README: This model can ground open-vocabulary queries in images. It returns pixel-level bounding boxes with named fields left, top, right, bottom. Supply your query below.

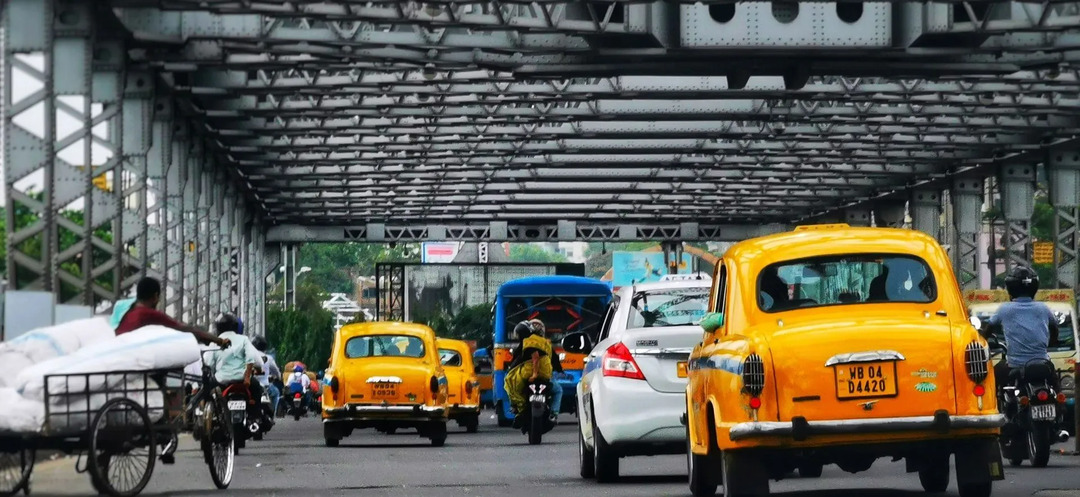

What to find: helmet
left=251, top=336, right=268, bottom=352
left=512, top=321, right=533, bottom=340
left=1004, top=265, right=1039, bottom=299
left=528, top=319, right=545, bottom=335
left=294, top=365, right=304, bottom=373
left=214, top=313, right=241, bottom=334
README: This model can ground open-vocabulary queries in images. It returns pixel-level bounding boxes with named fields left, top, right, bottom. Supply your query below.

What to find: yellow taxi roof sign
left=794, top=223, right=851, bottom=231
left=1035, top=289, right=1076, bottom=306
left=964, top=288, right=1076, bottom=306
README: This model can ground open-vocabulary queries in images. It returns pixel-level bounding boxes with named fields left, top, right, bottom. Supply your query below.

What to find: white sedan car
left=561, top=280, right=710, bottom=482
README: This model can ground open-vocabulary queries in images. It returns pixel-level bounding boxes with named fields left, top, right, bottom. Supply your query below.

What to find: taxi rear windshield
left=345, top=335, right=426, bottom=359
left=758, top=254, right=936, bottom=313
left=439, top=349, right=463, bottom=367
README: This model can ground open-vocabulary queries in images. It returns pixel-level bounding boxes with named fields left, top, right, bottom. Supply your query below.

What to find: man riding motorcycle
left=207, top=313, right=266, bottom=405
left=287, top=364, right=313, bottom=408
left=504, top=319, right=563, bottom=426
left=987, top=266, right=1060, bottom=389
left=252, top=336, right=281, bottom=414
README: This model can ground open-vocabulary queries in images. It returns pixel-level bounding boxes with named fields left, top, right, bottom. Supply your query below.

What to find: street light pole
left=293, top=266, right=312, bottom=308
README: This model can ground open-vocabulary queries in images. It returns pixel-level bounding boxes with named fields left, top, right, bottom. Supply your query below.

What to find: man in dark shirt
left=115, top=277, right=229, bottom=348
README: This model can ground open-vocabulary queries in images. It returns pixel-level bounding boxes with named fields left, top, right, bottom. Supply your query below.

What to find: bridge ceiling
left=96, top=1, right=1080, bottom=234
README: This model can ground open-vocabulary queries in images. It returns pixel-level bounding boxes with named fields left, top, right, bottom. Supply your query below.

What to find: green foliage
left=265, top=280, right=337, bottom=370
left=412, top=303, right=494, bottom=349
left=297, top=242, right=421, bottom=294
left=508, top=244, right=568, bottom=263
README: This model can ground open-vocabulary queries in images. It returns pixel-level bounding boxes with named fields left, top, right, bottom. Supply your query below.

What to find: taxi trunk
left=768, top=311, right=958, bottom=422
left=341, top=359, right=435, bottom=405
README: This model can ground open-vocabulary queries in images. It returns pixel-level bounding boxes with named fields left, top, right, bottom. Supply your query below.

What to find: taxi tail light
left=465, top=380, right=474, bottom=395
left=964, top=341, right=990, bottom=384
left=601, top=342, right=645, bottom=380
left=430, top=376, right=440, bottom=394
left=742, top=354, right=765, bottom=397
left=330, top=376, right=339, bottom=393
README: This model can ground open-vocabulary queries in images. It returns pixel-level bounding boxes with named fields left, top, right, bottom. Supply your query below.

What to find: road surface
left=22, top=411, right=1080, bottom=497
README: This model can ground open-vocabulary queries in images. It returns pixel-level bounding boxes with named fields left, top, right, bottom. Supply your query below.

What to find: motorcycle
left=287, top=391, right=308, bottom=420
left=518, top=380, right=556, bottom=445
left=222, top=383, right=273, bottom=450
left=986, top=335, right=1070, bottom=467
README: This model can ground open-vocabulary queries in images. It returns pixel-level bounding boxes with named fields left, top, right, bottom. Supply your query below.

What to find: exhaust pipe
left=249, top=422, right=260, bottom=434
left=1058, top=430, right=1071, bottom=443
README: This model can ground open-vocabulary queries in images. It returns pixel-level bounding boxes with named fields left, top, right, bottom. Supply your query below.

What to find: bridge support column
left=951, top=178, right=984, bottom=290
left=844, top=207, right=872, bottom=227
left=1047, top=151, right=1080, bottom=291
left=999, top=163, right=1037, bottom=274
left=910, top=189, right=942, bottom=241
left=872, top=200, right=906, bottom=228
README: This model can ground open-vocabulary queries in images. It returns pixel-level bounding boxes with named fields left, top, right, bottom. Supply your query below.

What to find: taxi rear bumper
left=728, top=412, right=1005, bottom=441
left=324, top=403, right=446, bottom=420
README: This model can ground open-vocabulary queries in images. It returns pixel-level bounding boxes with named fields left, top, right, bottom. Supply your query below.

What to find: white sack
left=0, top=353, right=35, bottom=387
left=0, top=317, right=114, bottom=363
left=16, top=326, right=200, bottom=401
left=0, top=388, right=45, bottom=433
left=44, top=383, right=165, bottom=433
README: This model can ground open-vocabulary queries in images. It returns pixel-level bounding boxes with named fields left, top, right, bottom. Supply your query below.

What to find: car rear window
left=439, top=349, right=463, bottom=367
left=626, top=287, right=710, bottom=328
left=758, top=254, right=936, bottom=312
left=345, top=335, right=426, bottom=359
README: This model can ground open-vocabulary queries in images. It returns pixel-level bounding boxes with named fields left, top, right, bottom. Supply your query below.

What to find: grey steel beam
left=1047, top=151, right=1080, bottom=291
left=951, top=177, right=984, bottom=290
left=999, top=162, right=1037, bottom=273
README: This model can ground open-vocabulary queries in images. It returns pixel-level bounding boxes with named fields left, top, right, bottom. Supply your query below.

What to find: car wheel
left=917, top=456, right=950, bottom=493
left=429, top=422, right=448, bottom=447
left=325, top=438, right=339, bottom=447
left=958, top=482, right=992, bottom=497
left=592, top=418, right=619, bottom=483
left=579, top=420, right=595, bottom=479
left=464, top=415, right=479, bottom=434
left=797, top=462, right=823, bottom=478
left=687, top=424, right=718, bottom=497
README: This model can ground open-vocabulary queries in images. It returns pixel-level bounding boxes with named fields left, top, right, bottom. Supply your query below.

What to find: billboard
left=421, top=242, right=461, bottom=263
left=612, top=251, right=695, bottom=288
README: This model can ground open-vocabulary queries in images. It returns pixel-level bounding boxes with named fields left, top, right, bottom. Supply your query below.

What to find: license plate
left=677, top=361, right=688, bottom=378
left=1031, top=404, right=1056, bottom=421
left=834, top=361, right=897, bottom=399
left=227, top=400, right=246, bottom=410
left=372, top=383, right=397, bottom=399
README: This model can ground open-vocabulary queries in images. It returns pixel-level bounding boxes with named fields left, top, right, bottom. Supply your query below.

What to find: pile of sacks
left=0, top=318, right=202, bottom=433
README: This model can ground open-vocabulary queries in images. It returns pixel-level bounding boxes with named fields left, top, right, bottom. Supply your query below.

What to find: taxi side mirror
left=562, top=332, right=593, bottom=355
left=700, top=312, right=725, bottom=334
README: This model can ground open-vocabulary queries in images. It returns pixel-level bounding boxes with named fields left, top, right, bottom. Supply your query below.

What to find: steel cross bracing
left=8, top=0, right=1080, bottom=310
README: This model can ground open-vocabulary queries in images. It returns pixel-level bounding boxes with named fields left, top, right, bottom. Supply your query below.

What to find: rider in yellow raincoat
left=503, top=319, right=554, bottom=416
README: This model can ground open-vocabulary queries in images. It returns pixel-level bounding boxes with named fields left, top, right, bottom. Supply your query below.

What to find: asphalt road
left=22, top=410, right=1080, bottom=497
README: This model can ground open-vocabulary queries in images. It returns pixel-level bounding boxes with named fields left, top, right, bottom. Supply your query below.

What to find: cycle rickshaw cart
left=0, top=365, right=236, bottom=497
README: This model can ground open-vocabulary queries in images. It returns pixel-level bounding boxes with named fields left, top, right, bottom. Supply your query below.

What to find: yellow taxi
left=436, top=338, right=482, bottom=433
left=322, top=321, right=450, bottom=447
left=685, top=224, right=1004, bottom=497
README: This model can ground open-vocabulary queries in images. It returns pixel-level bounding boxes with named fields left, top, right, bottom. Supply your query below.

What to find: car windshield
left=758, top=254, right=936, bottom=312
left=439, top=349, right=463, bottom=367
left=627, top=287, right=709, bottom=328
left=974, top=309, right=1077, bottom=353
left=345, top=335, right=426, bottom=359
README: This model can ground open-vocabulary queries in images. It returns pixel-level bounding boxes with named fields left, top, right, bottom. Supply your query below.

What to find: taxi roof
left=436, top=337, right=471, bottom=353
left=337, top=321, right=435, bottom=339
left=724, top=226, right=942, bottom=268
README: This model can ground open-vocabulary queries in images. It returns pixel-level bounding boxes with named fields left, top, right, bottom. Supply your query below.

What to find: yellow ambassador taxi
left=322, top=321, right=450, bottom=447
left=437, top=338, right=482, bottom=433
left=685, top=224, right=1004, bottom=497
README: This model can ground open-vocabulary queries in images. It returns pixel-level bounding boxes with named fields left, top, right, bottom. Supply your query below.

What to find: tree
left=411, top=303, right=494, bottom=349
left=297, top=242, right=422, bottom=295
left=265, top=279, right=337, bottom=371
left=508, top=244, right=568, bottom=263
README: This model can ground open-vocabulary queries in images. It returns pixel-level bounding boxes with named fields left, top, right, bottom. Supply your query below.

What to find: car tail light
left=465, top=381, right=474, bottom=395
left=294, top=393, right=301, bottom=399
left=973, top=384, right=986, bottom=397
left=1036, top=389, right=1050, bottom=402
left=964, top=341, right=990, bottom=383
left=430, top=376, right=440, bottom=394
left=330, top=376, right=339, bottom=393
left=742, top=354, right=765, bottom=397
left=601, top=342, right=645, bottom=380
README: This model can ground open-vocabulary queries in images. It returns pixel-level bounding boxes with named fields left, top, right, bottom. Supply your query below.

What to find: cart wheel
left=88, top=398, right=157, bottom=497
left=0, top=447, right=34, bottom=497
left=204, top=395, right=234, bottom=489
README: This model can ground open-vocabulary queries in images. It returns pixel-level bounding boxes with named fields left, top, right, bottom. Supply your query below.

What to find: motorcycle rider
left=287, top=365, right=312, bottom=408
left=504, top=319, right=563, bottom=427
left=206, top=313, right=266, bottom=404
left=252, top=336, right=281, bottom=414
left=987, top=266, right=1060, bottom=389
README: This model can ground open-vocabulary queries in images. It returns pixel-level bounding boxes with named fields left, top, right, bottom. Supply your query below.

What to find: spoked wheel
left=204, top=395, right=235, bottom=489
left=87, top=398, right=157, bottom=497
left=0, top=447, right=34, bottom=497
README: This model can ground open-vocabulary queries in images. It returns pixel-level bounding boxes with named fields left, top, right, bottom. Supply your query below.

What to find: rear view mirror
left=700, top=312, right=725, bottom=333
left=562, top=332, right=593, bottom=355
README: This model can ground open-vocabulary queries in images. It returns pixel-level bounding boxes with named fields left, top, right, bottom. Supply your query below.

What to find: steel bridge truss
left=7, top=0, right=1080, bottom=320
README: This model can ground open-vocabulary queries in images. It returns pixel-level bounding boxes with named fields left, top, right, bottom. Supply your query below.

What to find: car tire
left=495, top=401, right=512, bottom=428
left=430, top=422, right=448, bottom=447
left=253, top=433, right=263, bottom=441
left=957, top=482, right=992, bottom=497
left=579, top=421, right=595, bottom=479
left=687, top=424, right=718, bottom=497
left=917, top=456, right=950, bottom=493
left=464, top=415, right=479, bottom=434
left=592, top=418, right=619, bottom=483
left=325, top=438, right=339, bottom=448
left=797, top=462, right=823, bottom=478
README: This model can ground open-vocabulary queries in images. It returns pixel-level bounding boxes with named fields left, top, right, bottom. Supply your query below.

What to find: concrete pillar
left=951, top=177, right=984, bottom=290
left=872, top=200, right=907, bottom=228
left=999, top=163, right=1037, bottom=273
left=844, top=207, right=872, bottom=227
left=910, top=189, right=942, bottom=241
